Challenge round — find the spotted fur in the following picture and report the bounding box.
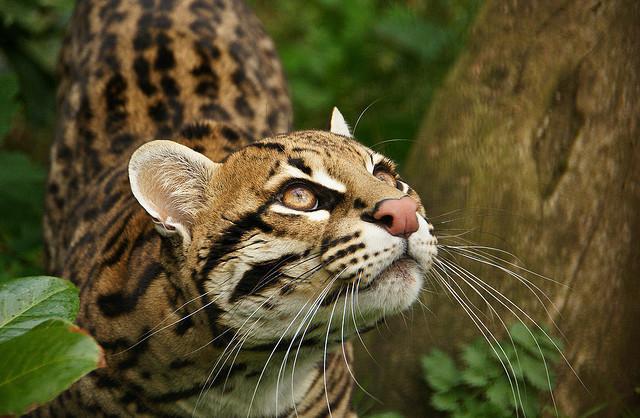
[35,1,437,417]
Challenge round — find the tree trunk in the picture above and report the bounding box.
[355,1,640,417]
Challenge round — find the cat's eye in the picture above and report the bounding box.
[281,184,319,211]
[374,168,396,187]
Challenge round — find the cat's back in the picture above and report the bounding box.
[45,0,292,272]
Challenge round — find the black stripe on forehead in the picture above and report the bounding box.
[243,142,286,152]
[287,157,312,175]
[291,147,321,154]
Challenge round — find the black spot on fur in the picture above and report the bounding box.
[148,102,169,122]
[57,144,72,161]
[111,133,135,153]
[133,32,152,50]
[181,122,211,139]
[353,198,367,209]
[92,371,119,388]
[267,110,280,130]
[154,45,175,70]
[244,142,285,152]
[174,313,194,335]
[160,75,179,96]
[195,79,218,96]
[234,96,254,118]
[97,263,164,317]
[169,358,194,369]
[287,157,312,175]
[221,126,240,142]
[133,56,157,96]
[231,69,245,85]
[104,73,128,132]
[150,363,246,402]
[229,253,299,302]
[200,103,230,120]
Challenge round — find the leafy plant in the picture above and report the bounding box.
[0,152,46,279]
[251,0,481,163]
[0,0,74,131]
[0,276,102,416]
[422,323,563,418]
[0,0,73,280]
[368,412,405,418]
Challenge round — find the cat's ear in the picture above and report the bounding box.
[330,107,352,137]
[128,140,219,245]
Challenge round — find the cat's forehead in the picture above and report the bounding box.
[231,130,381,175]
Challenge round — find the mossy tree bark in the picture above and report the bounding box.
[355,1,640,417]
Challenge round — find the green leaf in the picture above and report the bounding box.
[519,352,555,391]
[460,366,489,387]
[461,340,501,387]
[368,412,404,418]
[518,391,540,418]
[0,71,20,140]
[422,349,460,392]
[0,319,103,415]
[486,378,514,413]
[0,276,78,343]
[431,390,460,412]
[509,322,563,361]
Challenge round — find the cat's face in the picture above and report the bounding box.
[129,110,437,347]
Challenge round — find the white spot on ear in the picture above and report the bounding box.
[330,107,352,137]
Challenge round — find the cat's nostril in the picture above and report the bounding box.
[377,214,394,228]
[370,196,419,237]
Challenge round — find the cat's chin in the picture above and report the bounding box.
[358,256,424,317]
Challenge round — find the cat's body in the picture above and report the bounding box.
[36,0,436,416]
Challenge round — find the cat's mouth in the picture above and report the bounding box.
[359,256,420,292]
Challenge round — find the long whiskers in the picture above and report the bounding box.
[430,263,525,417]
[247,268,347,418]
[340,282,380,403]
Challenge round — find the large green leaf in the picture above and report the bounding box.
[0,276,78,343]
[0,319,102,415]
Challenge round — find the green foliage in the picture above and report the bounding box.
[0,71,19,140]
[422,323,563,418]
[0,0,74,129]
[0,0,482,282]
[0,276,102,416]
[252,0,481,163]
[0,0,72,279]
[0,152,46,279]
[0,275,78,342]
[368,412,405,418]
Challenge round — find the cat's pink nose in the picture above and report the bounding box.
[373,197,419,237]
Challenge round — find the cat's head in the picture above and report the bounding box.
[129,108,437,347]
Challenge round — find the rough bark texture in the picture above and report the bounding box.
[355,1,640,417]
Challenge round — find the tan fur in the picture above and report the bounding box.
[35,1,436,417]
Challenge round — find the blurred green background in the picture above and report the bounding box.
[0,0,480,279]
